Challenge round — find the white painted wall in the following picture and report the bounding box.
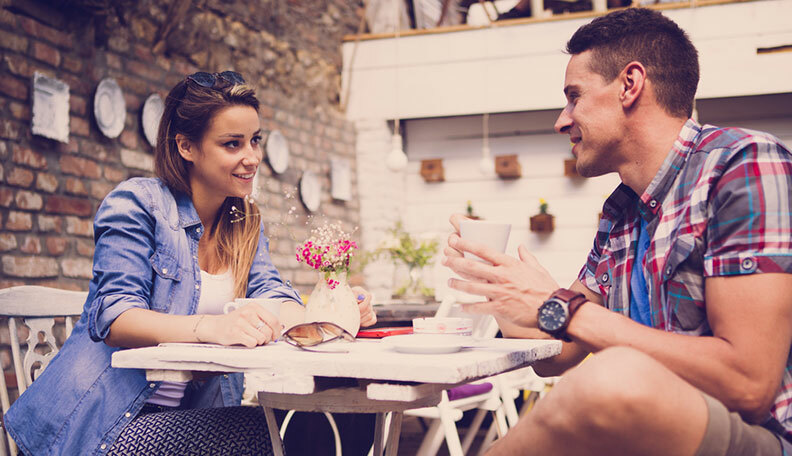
[402,110,619,292]
[342,0,792,120]
[346,2,792,299]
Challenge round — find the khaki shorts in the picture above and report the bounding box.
[695,393,788,456]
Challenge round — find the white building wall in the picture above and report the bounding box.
[342,0,792,120]
[347,1,792,298]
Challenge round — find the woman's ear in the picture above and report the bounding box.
[619,61,646,110]
[175,134,195,162]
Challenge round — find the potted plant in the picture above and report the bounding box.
[530,198,555,233]
[466,200,481,220]
[370,222,439,301]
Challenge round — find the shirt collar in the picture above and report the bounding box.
[601,118,702,224]
[173,189,202,229]
[637,118,702,221]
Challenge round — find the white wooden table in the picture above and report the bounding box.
[112,338,561,455]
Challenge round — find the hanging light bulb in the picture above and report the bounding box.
[385,0,408,173]
[479,113,494,175]
[479,144,494,175]
[386,132,408,171]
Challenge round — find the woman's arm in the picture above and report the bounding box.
[106,305,280,348]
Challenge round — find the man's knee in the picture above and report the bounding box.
[542,347,666,431]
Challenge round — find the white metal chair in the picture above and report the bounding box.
[0,285,87,456]
[399,294,509,456]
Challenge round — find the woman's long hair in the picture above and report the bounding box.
[155,76,262,299]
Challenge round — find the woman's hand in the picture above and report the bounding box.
[196,303,281,348]
[353,287,377,327]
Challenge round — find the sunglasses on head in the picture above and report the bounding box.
[187,71,246,89]
[282,321,355,352]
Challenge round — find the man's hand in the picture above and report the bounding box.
[443,215,560,329]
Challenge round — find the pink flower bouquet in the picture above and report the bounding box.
[295,222,358,289]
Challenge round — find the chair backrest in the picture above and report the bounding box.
[0,286,87,456]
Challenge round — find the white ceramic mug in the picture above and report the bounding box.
[458,219,512,262]
[222,297,282,319]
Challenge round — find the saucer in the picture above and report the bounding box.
[382,334,474,354]
[94,78,126,138]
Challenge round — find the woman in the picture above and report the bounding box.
[4,71,376,455]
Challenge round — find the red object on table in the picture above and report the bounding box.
[356,327,413,338]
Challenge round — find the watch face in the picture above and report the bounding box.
[538,300,566,332]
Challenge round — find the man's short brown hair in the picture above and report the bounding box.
[566,8,699,119]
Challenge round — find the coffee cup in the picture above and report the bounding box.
[458,219,511,262]
[223,297,282,319]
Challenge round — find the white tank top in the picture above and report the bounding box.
[146,269,234,407]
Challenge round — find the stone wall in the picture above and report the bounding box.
[0,0,364,386]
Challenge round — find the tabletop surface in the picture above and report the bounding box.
[112,337,561,385]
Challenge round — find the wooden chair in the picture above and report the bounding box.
[0,286,87,456]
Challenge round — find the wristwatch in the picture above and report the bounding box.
[537,288,588,342]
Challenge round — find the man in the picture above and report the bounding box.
[443,7,792,455]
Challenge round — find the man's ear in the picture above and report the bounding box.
[619,61,646,110]
[175,134,195,163]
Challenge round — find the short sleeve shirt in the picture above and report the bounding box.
[578,119,792,438]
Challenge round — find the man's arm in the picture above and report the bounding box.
[528,280,600,377]
[446,230,792,421]
[566,272,792,422]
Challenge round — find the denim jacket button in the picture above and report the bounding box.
[162,267,168,274]
[101,444,107,450]
[149,383,156,388]
[223,374,229,379]
[125,412,131,418]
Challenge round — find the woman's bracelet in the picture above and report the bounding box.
[193,314,206,343]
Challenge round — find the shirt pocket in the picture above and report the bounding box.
[662,234,706,332]
[149,249,182,312]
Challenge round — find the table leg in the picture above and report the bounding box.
[384,411,403,456]
[373,412,387,455]
[262,406,285,456]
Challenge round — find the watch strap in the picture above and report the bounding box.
[548,288,587,341]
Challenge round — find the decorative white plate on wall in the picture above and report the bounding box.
[31,72,70,143]
[265,130,290,174]
[330,158,352,201]
[94,77,126,139]
[141,93,164,148]
[299,170,321,212]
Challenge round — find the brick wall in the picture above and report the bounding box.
[0,0,363,293]
[0,0,364,381]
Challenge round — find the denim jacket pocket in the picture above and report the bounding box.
[149,250,181,312]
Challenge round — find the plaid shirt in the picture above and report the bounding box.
[578,119,792,438]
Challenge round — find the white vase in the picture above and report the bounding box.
[304,271,361,336]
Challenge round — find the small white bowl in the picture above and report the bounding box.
[412,317,473,336]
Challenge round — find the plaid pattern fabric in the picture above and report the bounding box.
[578,119,792,438]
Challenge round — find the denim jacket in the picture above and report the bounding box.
[5,178,301,456]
